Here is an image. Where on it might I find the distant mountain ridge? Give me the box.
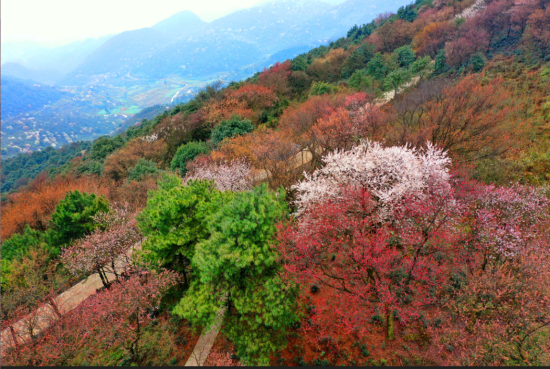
[151,10,206,39]
[3,0,411,86]
[62,0,411,85]
[1,63,66,85]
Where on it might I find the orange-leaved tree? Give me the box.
[1,173,110,241]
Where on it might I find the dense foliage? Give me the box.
[3,0,550,365]
[211,115,254,146]
[174,184,298,365]
[1,141,91,195]
[170,142,209,175]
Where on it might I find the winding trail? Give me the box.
[184,305,227,366]
[0,243,140,357]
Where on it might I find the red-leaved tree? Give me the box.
[278,184,463,343]
[3,267,178,366]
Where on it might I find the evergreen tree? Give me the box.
[137,179,231,282]
[384,68,412,94]
[397,4,418,22]
[434,49,449,75]
[174,184,298,365]
[49,191,109,248]
[291,55,308,71]
[470,53,486,73]
[367,53,389,80]
[170,141,209,175]
[90,135,126,161]
[394,45,416,69]
[341,43,376,78]
[211,115,254,146]
[127,158,159,181]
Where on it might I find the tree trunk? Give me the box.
[47,295,62,318]
[9,325,19,347]
[98,267,109,287]
[111,259,119,280]
[387,311,395,341]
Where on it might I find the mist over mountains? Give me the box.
[3,0,409,85]
[1,0,410,157]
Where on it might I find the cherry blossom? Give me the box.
[184,158,253,192]
[294,140,451,216]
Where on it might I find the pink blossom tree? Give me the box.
[277,184,463,343]
[469,183,550,260]
[61,206,142,287]
[3,267,179,366]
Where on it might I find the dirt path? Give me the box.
[0,243,140,357]
[185,305,227,366]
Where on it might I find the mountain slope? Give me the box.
[0,75,72,118]
[68,28,169,78]
[25,36,112,76]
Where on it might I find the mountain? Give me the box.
[68,28,169,78]
[151,10,206,39]
[1,62,66,85]
[196,0,333,54]
[2,0,415,157]
[1,37,111,81]
[25,36,112,75]
[1,41,57,66]
[64,0,412,84]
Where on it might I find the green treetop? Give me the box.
[174,184,299,365]
[49,190,109,248]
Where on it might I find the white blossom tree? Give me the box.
[294,140,451,216]
[184,159,253,192]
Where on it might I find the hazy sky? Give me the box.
[1,0,266,45]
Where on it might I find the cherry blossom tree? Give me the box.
[467,183,550,260]
[277,183,463,343]
[184,158,253,192]
[293,140,451,216]
[3,267,179,366]
[61,206,142,287]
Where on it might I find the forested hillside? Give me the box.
[0,76,72,118]
[2,0,550,366]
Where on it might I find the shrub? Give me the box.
[103,138,167,181]
[347,69,374,91]
[211,115,254,146]
[127,159,159,181]
[1,225,44,262]
[170,142,209,175]
[90,135,126,161]
[310,81,338,96]
[470,53,486,72]
[76,160,103,176]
